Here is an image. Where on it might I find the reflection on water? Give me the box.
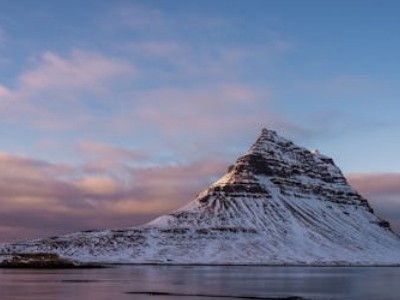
[1,265,400,300]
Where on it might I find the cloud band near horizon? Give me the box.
[0,148,399,243]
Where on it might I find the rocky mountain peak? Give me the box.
[259,127,279,141]
[210,127,372,211]
[248,128,290,155]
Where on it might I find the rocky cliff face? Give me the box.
[1,129,399,265]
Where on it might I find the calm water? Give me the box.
[1,265,400,300]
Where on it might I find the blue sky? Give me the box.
[0,0,399,241]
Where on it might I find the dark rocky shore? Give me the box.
[0,253,104,268]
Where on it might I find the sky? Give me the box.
[0,0,399,242]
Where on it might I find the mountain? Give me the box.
[1,128,400,265]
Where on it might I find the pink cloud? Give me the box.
[0,49,134,131]
[0,84,11,98]
[122,83,303,155]
[19,50,133,95]
[0,8,296,140]
[347,173,400,196]
[133,84,270,134]
[347,172,400,233]
[0,151,71,180]
[78,141,145,162]
[76,176,123,197]
[0,149,228,242]
[0,49,133,105]
[77,141,147,175]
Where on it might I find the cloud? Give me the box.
[0,149,228,243]
[108,3,229,36]
[123,39,292,82]
[131,84,269,136]
[347,173,400,196]
[0,151,71,180]
[0,49,133,106]
[18,50,133,95]
[76,176,122,197]
[78,141,144,161]
[112,3,293,82]
[77,141,148,176]
[109,10,300,145]
[0,84,11,98]
[119,83,306,159]
[0,49,134,131]
[347,172,400,233]
[0,3,297,143]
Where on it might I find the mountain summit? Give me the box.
[2,129,400,265]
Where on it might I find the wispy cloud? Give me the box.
[0,49,134,131]
[112,3,293,82]
[77,141,148,175]
[78,141,145,162]
[127,83,308,156]
[76,176,123,197]
[0,149,228,242]
[0,49,133,105]
[347,172,400,233]
[133,84,267,134]
[108,3,230,37]
[18,50,133,95]
[0,84,11,98]
[0,2,297,141]
[348,173,400,196]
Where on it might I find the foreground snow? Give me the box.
[1,129,399,265]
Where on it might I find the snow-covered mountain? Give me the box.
[2,129,400,265]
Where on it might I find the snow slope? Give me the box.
[1,129,400,265]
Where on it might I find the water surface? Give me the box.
[1,265,399,300]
